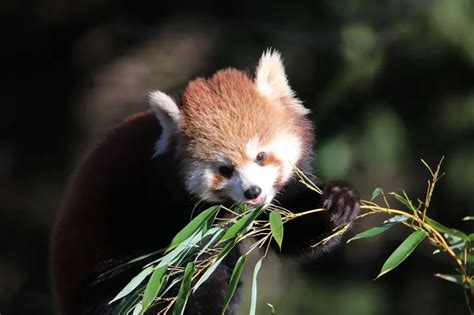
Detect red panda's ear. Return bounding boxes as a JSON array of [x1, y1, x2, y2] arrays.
[[149, 91, 181, 155], [255, 49, 310, 116]]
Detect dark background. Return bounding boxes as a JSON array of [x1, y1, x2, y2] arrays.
[[1, 0, 473, 314]]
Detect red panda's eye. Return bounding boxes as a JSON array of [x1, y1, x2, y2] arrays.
[[256, 152, 266, 163], [218, 166, 234, 179]]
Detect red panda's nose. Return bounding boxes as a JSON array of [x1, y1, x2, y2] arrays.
[[244, 186, 262, 200]]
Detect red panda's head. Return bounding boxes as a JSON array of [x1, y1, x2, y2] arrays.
[[150, 50, 313, 206]]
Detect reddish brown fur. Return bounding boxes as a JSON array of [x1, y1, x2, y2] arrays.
[[260, 153, 281, 167], [211, 174, 226, 189], [180, 69, 306, 167]]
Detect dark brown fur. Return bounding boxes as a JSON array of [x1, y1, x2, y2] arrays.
[[51, 111, 189, 314]]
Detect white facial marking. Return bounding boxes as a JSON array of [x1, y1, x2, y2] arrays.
[[185, 134, 302, 205], [184, 162, 222, 202], [227, 162, 279, 203], [223, 135, 302, 204], [267, 134, 302, 182], [246, 137, 260, 158], [245, 135, 302, 183]]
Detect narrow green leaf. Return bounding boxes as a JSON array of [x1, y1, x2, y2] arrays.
[[221, 207, 264, 242], [172, 262, 195, 315], [221, 255, 248, 315], [157, 230, 204, 268], [469, 234, 474, 241], [221, 213, 253, 242], [348, 215, 407, 243], [132, 303, 143, 315], [426, 218, 469, 241], [463, 216, 474, 221], [159, 276, 183, 298], [113, 285, 144, 315], [349, 227, 392, 243], [269, 211, 284, 250], [390, 192, 416, 212], [384, 215, 409, 224], [109, 266, 154, 304], [444, 233, 467, 252], [98, 250, 163, 280], [434, 273, 469, 288], [376, 230, 426, 279], [140, 265, 168, 314], [194, 241, 236, 290], [194, 228, 225, 261], [249, 259, 263, 315], [371, 187, 383, 201], [167, 206, 220, 252]]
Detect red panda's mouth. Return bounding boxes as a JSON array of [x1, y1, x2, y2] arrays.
[[246, 195, 267, 206]]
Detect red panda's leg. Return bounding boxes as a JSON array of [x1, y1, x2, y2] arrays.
[[275, 180, 360, 256]]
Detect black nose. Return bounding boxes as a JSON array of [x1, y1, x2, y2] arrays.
[[244, 186, 262, 200]]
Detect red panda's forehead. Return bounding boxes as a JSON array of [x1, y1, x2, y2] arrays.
[[179, 68, 298, 164]]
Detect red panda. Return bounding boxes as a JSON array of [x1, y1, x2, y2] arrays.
[[50, 50, 360, 314]]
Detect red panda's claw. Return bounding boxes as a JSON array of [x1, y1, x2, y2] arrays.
[[321, 181, 360, 226]]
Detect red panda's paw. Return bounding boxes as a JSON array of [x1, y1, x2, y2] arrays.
[[321, 181, 360, 226]]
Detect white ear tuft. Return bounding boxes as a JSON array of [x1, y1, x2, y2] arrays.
[[255, 49, 310, 116], [149, 90, 181, 156]]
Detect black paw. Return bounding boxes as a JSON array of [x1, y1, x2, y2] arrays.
[[322, 181, 360, 226]]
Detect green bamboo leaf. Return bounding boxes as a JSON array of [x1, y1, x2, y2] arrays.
[[140, 265, 168, 314], [348, 215, 407, 243], [221, 207, 264, 242], [114, 288, 144, 315], [194, 241, 237, 290], [221, 255, 248, 315], [390, 191, 416, 212], [156, 230, 204, 268], [132, 303, 143, 315], [444, 233, 467, 252], [463, 216, 474, 221], [98, 250, 163, 280], [172, 262, 195, 315], [159, 276, 183, 298], [348, 227, 391, 243], [194, 228, 225, 261], [167, 206, 220, 252], [221, 213, 253, 242], [109, 266, 154, 304], [269, 211, 284, 250], [376, 230, 426, 279], [469, 234, 474, 241], [371, 187, 383, 201], [426, 218, 469, 241], [434, 273, 470, 288], [249, 259, 263, 315]]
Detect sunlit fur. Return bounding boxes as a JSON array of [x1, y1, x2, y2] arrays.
[[51, 50, 360, 315], [255, 49, 310, 116], [149, 91, 180, 156], [151, 50, 312, 205]]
